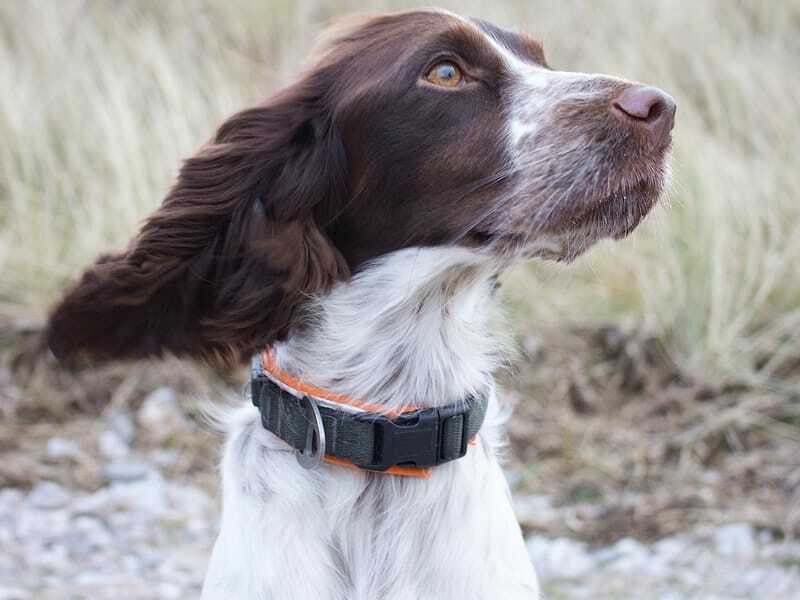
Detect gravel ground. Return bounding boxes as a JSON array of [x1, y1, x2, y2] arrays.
[[3, 475, 799, 600], [1, 388, 799, 599]]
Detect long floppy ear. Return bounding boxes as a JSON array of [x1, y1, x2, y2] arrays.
[[46, 81, 350, 368]]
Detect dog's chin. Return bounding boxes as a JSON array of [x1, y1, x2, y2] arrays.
[[478, 171, 667, 263], [468, 150, 672, 264], [582, 178, 663, 237]]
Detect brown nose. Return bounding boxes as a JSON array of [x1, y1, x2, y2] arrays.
[[612, 85, 676, 141]]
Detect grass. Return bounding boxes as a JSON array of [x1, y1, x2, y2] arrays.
[[1, 0, 799, 540]]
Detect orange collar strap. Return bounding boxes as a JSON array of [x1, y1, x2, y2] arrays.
[[254, 351, 486, 480], [261, 350, 416, 419]]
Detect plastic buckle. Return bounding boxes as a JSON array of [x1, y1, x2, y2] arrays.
[[359, 408, 441, 471], [437, 401, 471, 461]]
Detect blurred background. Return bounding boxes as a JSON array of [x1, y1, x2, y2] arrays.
[[1, 1, 799, 598]]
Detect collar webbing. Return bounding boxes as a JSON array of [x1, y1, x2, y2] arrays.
[[250, 351, 487, 479]]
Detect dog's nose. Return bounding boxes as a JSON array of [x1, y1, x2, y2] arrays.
[[612, 85, 676, 140]]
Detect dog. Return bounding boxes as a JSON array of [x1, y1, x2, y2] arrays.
[[45, 8, 675, 599]]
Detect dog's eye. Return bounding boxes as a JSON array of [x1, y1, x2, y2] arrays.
[[425, 62, 463, 88]]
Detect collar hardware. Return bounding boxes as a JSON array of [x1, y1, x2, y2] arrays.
[[250, 352, 487, 478], [295, 393, 326, 470]]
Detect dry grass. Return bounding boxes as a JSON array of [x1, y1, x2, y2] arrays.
[[506, 324, 800, 542], [1, 0, 799, 541]]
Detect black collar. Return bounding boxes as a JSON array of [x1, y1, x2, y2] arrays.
[[250, 355, 488, 476]]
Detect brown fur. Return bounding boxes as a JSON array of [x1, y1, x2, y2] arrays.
[[47, 61, 352, 368]]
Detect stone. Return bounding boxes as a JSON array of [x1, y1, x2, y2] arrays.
[[652, 535, 688, 563], [504, 468, 521, 490], [109, 413, 136, 445], [713, 523, 757, 558], [513, 494, 559, 530], [0, 585, 29, 599], [137, 387, 189, 442], [167, 484, 214, 519], [527, 535, 594, 579], [98, 430, 131, 460], [658, 593, 688, 600], [110, 471, 168, 515], [522, 334, 543, 358], [608, 537, 650, 566], [157, 582, 184, 599], [149, 448, 179, 468], [0, 489, 25, 512], [63, 514, 114, 557], [27, 482, 71, 510], [46, 437, 81, 460], [104, 459, 154, 483]]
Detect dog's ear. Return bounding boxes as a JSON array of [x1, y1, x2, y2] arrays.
[[46, 79, 350, 368]]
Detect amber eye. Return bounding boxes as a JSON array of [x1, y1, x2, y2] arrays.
[[425, 61, 464, 88]]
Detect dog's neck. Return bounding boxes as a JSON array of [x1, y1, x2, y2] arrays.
[[274, 247, 506, 414], [205, 248, 540, 599]]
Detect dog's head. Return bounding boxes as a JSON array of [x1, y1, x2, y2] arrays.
[[47, 9, 675, 367]]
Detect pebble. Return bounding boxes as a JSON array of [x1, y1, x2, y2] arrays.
[[109, 413, 136, 445], [27, 481, 71, 510], [527, 535, 594, 579], [46, 437, 81, 460], [522, 334, 543, 358], [513, 493, 559, 530], [98, 430, 131, 460], [149, 448, 179, 468], [604, 537, 653, 574], [113, 472, 169, 514], [713, 522, 757, 558], [63, 514, 113, 556], [104, 459, 155, 483], [157, 582, 184, 599], [137, 387, 189, 442]]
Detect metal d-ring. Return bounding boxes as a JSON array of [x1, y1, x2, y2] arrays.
[[296, 395, 326, 469]]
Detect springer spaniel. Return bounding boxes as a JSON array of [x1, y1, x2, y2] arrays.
[[46, 9, 675, 599]]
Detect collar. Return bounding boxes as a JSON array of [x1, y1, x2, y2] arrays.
[[250, 350, 488, 479]]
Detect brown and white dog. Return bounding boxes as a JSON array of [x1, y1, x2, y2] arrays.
[[46, 9, 675, 599]]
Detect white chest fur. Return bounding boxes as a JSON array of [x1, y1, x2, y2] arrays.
[[202, 248, 539, 599]]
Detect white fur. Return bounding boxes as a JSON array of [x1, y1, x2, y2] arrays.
[[202, 247, 539, 599], [277, 247, 504, 414], [475, 22, 626, 152]]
